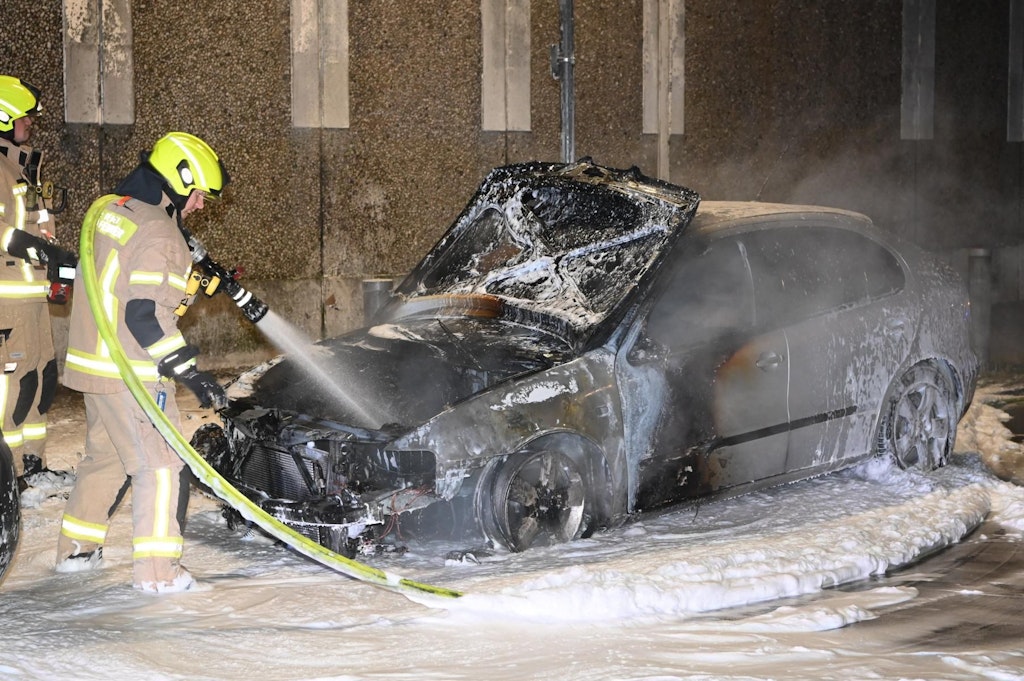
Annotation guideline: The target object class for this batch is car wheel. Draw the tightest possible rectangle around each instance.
[489,449,588,552]
[877,362,956,471]
[1,437,20,585]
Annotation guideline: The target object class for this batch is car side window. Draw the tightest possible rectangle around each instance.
[743,225,905,329]
[646,238,755,350]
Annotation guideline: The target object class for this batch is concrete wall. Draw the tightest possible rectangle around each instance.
[2,1,1022,369]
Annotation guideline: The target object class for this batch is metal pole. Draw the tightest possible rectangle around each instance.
[551,0,576,163]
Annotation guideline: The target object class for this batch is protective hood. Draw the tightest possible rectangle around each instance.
[113,155,183,214]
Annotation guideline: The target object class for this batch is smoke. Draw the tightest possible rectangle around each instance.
[696,111,1011,252]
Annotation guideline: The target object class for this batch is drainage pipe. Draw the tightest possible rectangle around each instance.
[363,277,394,325]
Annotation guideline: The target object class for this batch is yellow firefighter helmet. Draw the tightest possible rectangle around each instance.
[148,132,229,200]
[0,75,42,133]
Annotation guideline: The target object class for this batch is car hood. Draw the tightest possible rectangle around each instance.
[227,314,573,430]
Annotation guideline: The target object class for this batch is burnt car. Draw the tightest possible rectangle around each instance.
[193,159,978,557]
[1,433,19,584]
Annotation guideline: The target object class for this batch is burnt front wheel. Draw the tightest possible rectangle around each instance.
[877,363,957,471]
[489,450,587,552]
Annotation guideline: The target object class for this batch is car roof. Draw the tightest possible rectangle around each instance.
[689,201,874,236]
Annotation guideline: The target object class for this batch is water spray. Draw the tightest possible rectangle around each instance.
[182,235,387,426]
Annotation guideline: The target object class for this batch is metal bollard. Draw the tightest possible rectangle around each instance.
[362,278,394,325]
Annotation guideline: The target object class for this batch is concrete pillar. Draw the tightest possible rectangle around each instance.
[291,0,349,128]
[63,0,134,124]
[642,0,685,180]
[481,0,531,132]
[901,0,936,140]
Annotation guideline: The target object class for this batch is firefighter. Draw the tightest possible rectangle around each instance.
[58,132,228,593]
[0,75,69,486]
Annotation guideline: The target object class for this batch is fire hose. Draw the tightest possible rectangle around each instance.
[79,197,462,601]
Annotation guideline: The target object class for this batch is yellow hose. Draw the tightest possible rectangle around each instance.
[79,196,462,600]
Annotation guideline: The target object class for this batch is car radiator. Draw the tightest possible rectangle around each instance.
[238,442,320,502]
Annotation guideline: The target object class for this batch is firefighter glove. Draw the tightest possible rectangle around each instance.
[157,345,227,410]
[177,367,227,410]
[4,227,46,262]
[4,229,78,303]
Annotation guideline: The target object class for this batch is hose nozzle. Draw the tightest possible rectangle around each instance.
[187,236,269,324]
[222,278,269,323]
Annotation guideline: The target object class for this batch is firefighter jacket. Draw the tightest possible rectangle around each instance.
[0,138,53,306]
[64,193,194,393]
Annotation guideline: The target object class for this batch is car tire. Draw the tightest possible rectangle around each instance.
[487,449,588,552]
[876,362,957,471]
[1,436,20,585]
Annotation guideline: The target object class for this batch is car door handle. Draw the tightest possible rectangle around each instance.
[755,352,784,370]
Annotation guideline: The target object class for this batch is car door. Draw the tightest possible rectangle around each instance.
[635,236,791,510]
[742,224,914,473]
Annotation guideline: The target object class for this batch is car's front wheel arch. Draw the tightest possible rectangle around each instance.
[476,433,610,552]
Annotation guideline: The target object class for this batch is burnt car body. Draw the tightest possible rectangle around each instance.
[194,159,978,556]
[1,433,20,584]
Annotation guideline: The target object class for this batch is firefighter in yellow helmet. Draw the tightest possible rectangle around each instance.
[59,132,228,593]
[0,75,75,488]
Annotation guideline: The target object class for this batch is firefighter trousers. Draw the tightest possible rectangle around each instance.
[0,301,57,476]
[57,385,191,588]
